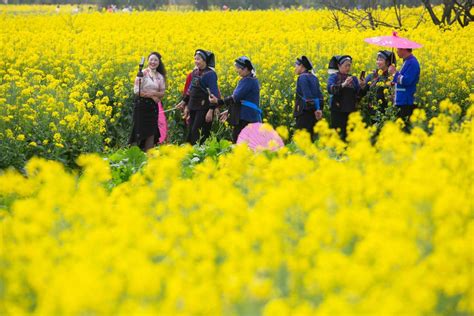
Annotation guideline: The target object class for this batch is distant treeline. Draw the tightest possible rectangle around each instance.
[2,0,443,10]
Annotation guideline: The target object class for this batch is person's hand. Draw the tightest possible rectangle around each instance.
[183,106,189,120]
[176,100,186,111]
[315,110,323,120]
[141,91,156,99]
[151,96,160,105]
[219,111,229,123]
[342,76,353,88]
[205,109,214,123]
[209,94,218,104]
[388,64,397,76]
[359,78,366,88]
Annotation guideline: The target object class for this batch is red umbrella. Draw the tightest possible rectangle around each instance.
[364,31,422,49]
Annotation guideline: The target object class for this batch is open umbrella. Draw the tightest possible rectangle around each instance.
[237,123,284,152]
[364,31,422,49]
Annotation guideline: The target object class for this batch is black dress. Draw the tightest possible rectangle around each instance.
[129,96,160,148]
[327,72,360,141]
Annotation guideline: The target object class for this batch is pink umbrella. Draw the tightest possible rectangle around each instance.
[237,123,284,152]
[157,101,168,143]
[364,31,422,49]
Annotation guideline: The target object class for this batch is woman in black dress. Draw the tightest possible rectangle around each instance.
[129,52,166,151]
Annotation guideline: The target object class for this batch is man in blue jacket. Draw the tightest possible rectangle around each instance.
[389,48,420,124]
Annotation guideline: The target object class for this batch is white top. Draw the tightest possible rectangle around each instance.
[134,68,165,95]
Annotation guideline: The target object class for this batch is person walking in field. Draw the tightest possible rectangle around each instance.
[327,55,361,141]
[388,48,420,127]
[209,56,262,143]
[178,49,220,145]
[293,55,324,140]
[129,52,166,151]
[359,50,396,124]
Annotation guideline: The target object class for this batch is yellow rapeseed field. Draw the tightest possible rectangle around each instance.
[0,6,473,166]
[1,102,473,314]
[0,5,473,315]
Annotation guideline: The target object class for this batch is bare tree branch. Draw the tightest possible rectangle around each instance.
[421,0,471,28]
[421,0,441,25]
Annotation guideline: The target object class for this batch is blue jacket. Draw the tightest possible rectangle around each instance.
[187,68,220,97]
[186,68,220,111]
[295,72,324,117]
[393,54,420,106]
[233,75,261,122]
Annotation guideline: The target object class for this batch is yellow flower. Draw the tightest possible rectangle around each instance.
[6,129,14,139]
[259,123,274,132]
[276,125,289,140]
[0,7,473,315]
[53,133,62,143]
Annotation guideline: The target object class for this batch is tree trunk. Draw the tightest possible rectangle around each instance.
[442,0,455,24]
[393,0,402,28]
[421,0,441,25]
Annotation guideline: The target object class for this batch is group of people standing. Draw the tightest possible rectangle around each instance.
[129,47,420,151]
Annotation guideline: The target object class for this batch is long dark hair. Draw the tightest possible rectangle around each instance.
[148,52,166,81]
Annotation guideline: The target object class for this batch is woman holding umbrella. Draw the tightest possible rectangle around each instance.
[209,56,262,143]
[359,50,396,124]
[327,55,361,141]
[294,55,324,140]
[364,32,422,126]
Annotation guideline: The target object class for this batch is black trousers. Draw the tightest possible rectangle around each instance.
[331,110,350,141]
[232,120,251,143]
[295,111,317,140]
[187,109,212,145]
[397,105,415,119]
[397,104,415,132]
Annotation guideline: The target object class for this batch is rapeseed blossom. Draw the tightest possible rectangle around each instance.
[1,103,472,315]
[0,6,473,167]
